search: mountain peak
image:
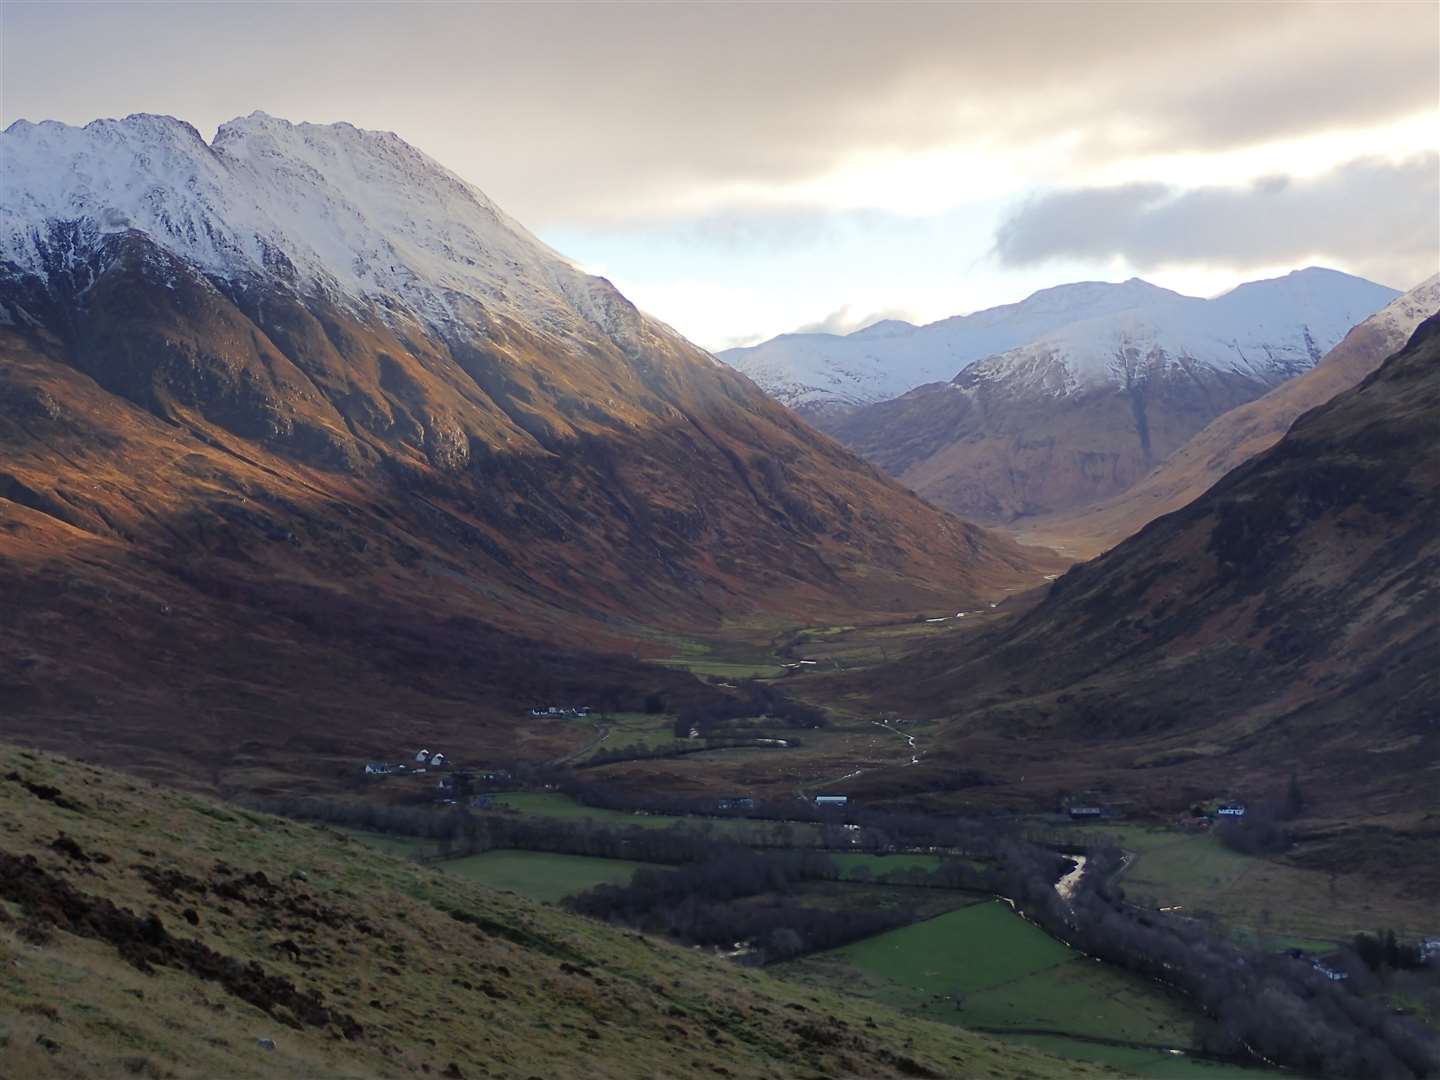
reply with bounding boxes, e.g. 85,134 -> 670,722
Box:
720,277 -> 1199,415
0,111 -> 608,338
847,318 -> 917,340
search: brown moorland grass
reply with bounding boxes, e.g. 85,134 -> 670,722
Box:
0,744 -> 1122,1080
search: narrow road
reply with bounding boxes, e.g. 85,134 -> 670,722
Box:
550,722 -> 610,766
799,718 -> 924,799
871,719 -> 921,766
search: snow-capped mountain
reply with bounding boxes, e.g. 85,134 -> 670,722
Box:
829,268 -> 1399,523
971,267 -> 1400,399
890,315 -> 1440,817
717,278 -> 1185,418
1021,272 -> 1440,556
0,110 -> 1051,697
0,111 -> 663,347
1358,271 -> 1440,344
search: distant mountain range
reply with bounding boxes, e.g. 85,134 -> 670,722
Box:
718,277 -> 1181,418
0,112 -> 1054,793
825,268 -> 1399,523
860,314 -> 1440,819
1015,273 -> 1440,556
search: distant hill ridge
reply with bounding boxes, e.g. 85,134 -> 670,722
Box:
826,267 -> 1398,523
0,112 -> 1057,794
719,277 -> 1182,417
1015,273 -> 1440,556
867,314 -> 1440,818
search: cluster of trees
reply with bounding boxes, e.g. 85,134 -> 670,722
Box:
264,789 -> 1007,893
1353,931 -> 1432,974
1216,774 -> 1306,855
673,679 -> 829,737
1000,842 -> 1440,1078
263,767 -> 1440,1076
582,735 -> 801,770
562,778 -> 1006,857
263,795 -> 753,865
1215,810 -> 1291,855
567,847 -> 910,962
268,795 -> 990,962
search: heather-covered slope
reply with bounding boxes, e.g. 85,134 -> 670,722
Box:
829,269 -> 1398,523
863,317 -> 1440,816
0,748 -> 1109,1080
1014,275 -> 1440,557
0,114 -> 1054,792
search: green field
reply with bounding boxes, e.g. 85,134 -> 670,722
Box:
495,790 -> 705,828
1107,829 -> 1431,945
779,901 -> 1272,1077
5,745 -> 1124,1080
642,631 -> 790,679
575,710 -> 797,767
828,852 -> 945,878
652,656 -> 790,678
1039,821 -> 1436,947
577,711 -> 684,760
440,850 -> 654,903
778,615 -> 1000,672
493,791 -> 827,844
345,825 -> 657,904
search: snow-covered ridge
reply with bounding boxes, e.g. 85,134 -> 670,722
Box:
718,278 -> 1187,411
721,271 -> 1402,413
963,268 -> 1402,398
1361,273 -> 1440,343
0,111 -> 628,338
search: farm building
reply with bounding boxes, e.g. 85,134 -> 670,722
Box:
363,762 -> 396,776
1068,805 -> 1104,820
1217,803 -> 1247,817
716,797 -> 755,812
430,752 -> 447,768
415,749 -> 432,764
815,795 -> 848,808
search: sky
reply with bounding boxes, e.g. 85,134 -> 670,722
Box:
2,1 -> 1437,351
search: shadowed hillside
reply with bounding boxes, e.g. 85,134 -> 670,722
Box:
842,317 -> 1440,821
0,114 -> 1057,795
828,270 -> 1397,524
1013,275 -> 1440,558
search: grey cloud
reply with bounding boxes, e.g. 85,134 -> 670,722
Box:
629,206 -> 920,253
679,209 -> 846,254
2,2 -> 1435,226
715,333 -> 768,352
994,154 -> 1440,286
794,306 -> 916,336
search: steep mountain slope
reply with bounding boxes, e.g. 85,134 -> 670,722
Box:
830,269 -> 1398,523
0,113 -> 1054,793
0,748 -> 1109,1080
1014,274 -> 1440,557
861,317 -> 1440,817
717,278 -> 1182,419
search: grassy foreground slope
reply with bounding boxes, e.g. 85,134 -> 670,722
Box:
0,747 -> 1116,1080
